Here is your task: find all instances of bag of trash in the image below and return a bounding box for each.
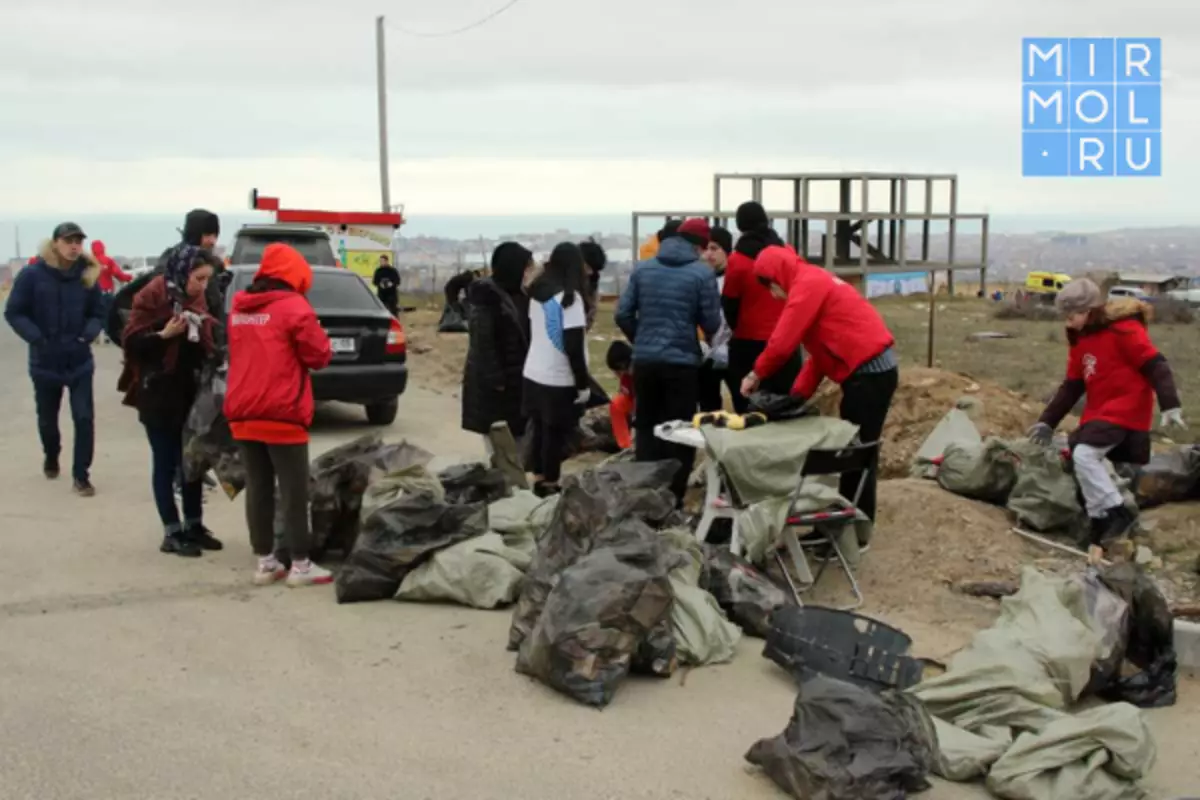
[515,523,675,707]
[746,391,817,422]
[1075,570,1131,696]
[438,462,511,505]
[437,303,468,333]
[699,545,793,638]
[937,438,1020,504]
[182,362,245,498]
[1096,563,1178,708]
[1128,446,1200,508]
[659,529,740,666]
[336,494,487,604]
[361,464,444,520]
[1006,440,1083,532]
[396,532,528,609]
[508,460,680,651]
[745,675,937,800]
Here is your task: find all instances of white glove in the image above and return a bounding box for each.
[575,389,590,406]
[1161,408,1187,429]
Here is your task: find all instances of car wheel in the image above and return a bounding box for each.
[365,397,399,426]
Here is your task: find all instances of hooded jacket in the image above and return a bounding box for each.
[224,244,332,444]
[722,228,787,341]
[1040,299,1179,447]
[614,236,722,367]
[753,246,895,398]
[461,277,530,435]
[91,241,132,292]
[5,240,104,382]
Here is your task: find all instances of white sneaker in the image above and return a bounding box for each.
[285,559,334,588]
[253,556,288,586]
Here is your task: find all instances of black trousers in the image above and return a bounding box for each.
[838,368,899,524]
[633,362,699,503]
[697,362,739,413]
[522,379,577,484]
[726,338,803,413]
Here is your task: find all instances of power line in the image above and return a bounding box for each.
[384,0,523,38]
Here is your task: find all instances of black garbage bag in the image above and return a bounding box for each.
[514,520,675,707]
[508,459,680,651]
[764,606,925,692]
[438,462,510,505]
[699,546,794,638]
[565,406,621,458]
[336,493,487,604]
[1096,563,1178,708]
[745,675,937,800]
[1128,446,1200,508]
[437,303,468,333]
[310,435,434,558]
[182,362,245,498]
[746,392,817,422]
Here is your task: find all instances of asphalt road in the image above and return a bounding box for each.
[0,325,1195,800]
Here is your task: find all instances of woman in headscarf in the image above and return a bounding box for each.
[120,244,219,558]
[522,243,590,496]
[461,242,534,440]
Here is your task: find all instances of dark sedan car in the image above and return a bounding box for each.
[225,265,407,424]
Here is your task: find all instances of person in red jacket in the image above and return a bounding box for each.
[741,245,898,532]
[721,202,800,412]
[91,240,133,344]
[224,243,333,587]
[1029,278,1186,563]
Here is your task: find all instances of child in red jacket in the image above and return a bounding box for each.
[225,244,334,587]
[606,340,635,450]
[1030,278,1186,563]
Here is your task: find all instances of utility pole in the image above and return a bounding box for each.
[375,15,391,212]
[14,225,21,261]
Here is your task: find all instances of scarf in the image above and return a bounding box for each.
[118,274,214,406]
[164,243,200,310]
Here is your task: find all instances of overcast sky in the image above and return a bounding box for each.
[0,0,1196,219]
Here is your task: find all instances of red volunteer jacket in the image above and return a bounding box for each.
[1068,308,1162,431]
[224,244,332,444]
[91,240,132,292]
[752,246,894,398]
[722,249,786,341]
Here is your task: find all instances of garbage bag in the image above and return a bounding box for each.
[570,406,620,456]
[335,492,487,604]
[1128,446,1200,508]
[658,529,740,666]
[1007,440,1083,532]
[937,438,1020,504]
[746,391,817,421]
[699,545,793,638]
[1075,570,1131,696]
[438,462,511,505]
[515,524,674,707]
[437,303,468,333]
[1096,563,1177,708]
[310,435,432,557]
[396,532,528,609]
[486,490,558,567]
[508,460,680,651]
[182,362,245,498]
[361,464,444,520]
[745,675,937,800]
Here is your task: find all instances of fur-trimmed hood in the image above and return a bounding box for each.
[1067,297,1151,344]
[35,239,100,288]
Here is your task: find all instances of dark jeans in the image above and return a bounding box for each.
[697,362,738,413]
[634,362,699,503]
[838,368,899,524]
[145,424,202,533]
[34,375,94,482]
[523,381,578,484]
[240,441,312,560]
[726,338,803,413]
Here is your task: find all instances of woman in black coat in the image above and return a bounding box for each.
[461,242,534,437]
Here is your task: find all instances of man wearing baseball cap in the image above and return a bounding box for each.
[5,222,106,496]
[615,217,722,503]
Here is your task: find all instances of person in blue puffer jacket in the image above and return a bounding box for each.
[615,217,722,502]
[5,222,106,496]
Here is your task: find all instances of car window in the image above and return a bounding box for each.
[231,234,337,266]
[308,272,381,310]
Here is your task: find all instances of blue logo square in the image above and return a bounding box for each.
[1069,84,1115,130]
[1024,85,1067,130]
[1023,131,1069,176]
[1069,133,1115,176]
[1117,133,1161,176]
[1069,38,1116,81]
[1117,84,1161,130]
[1116,38,1161,82]
[1023,38,1068,82]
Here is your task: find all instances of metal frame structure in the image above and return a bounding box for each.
[630,172,993,367]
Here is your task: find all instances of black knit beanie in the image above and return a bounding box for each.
[710,226,733,255]
[735,201,769,234]
[182,209,221,246]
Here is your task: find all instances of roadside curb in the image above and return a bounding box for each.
[1175,619,1200,675]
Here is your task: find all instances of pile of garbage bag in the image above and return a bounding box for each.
[1122,445,1200,508]
[437,303,468,333]
[698,545,793,639]
[910,567,1169,800]
[182,361,245,498]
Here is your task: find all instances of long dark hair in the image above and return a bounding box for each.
[529,242,583,307]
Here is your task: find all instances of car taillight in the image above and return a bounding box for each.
[386,318,406,355]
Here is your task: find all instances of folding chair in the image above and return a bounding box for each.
[774,441,879,610]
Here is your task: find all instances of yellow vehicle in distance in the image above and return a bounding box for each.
[1024,271,1072,294]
